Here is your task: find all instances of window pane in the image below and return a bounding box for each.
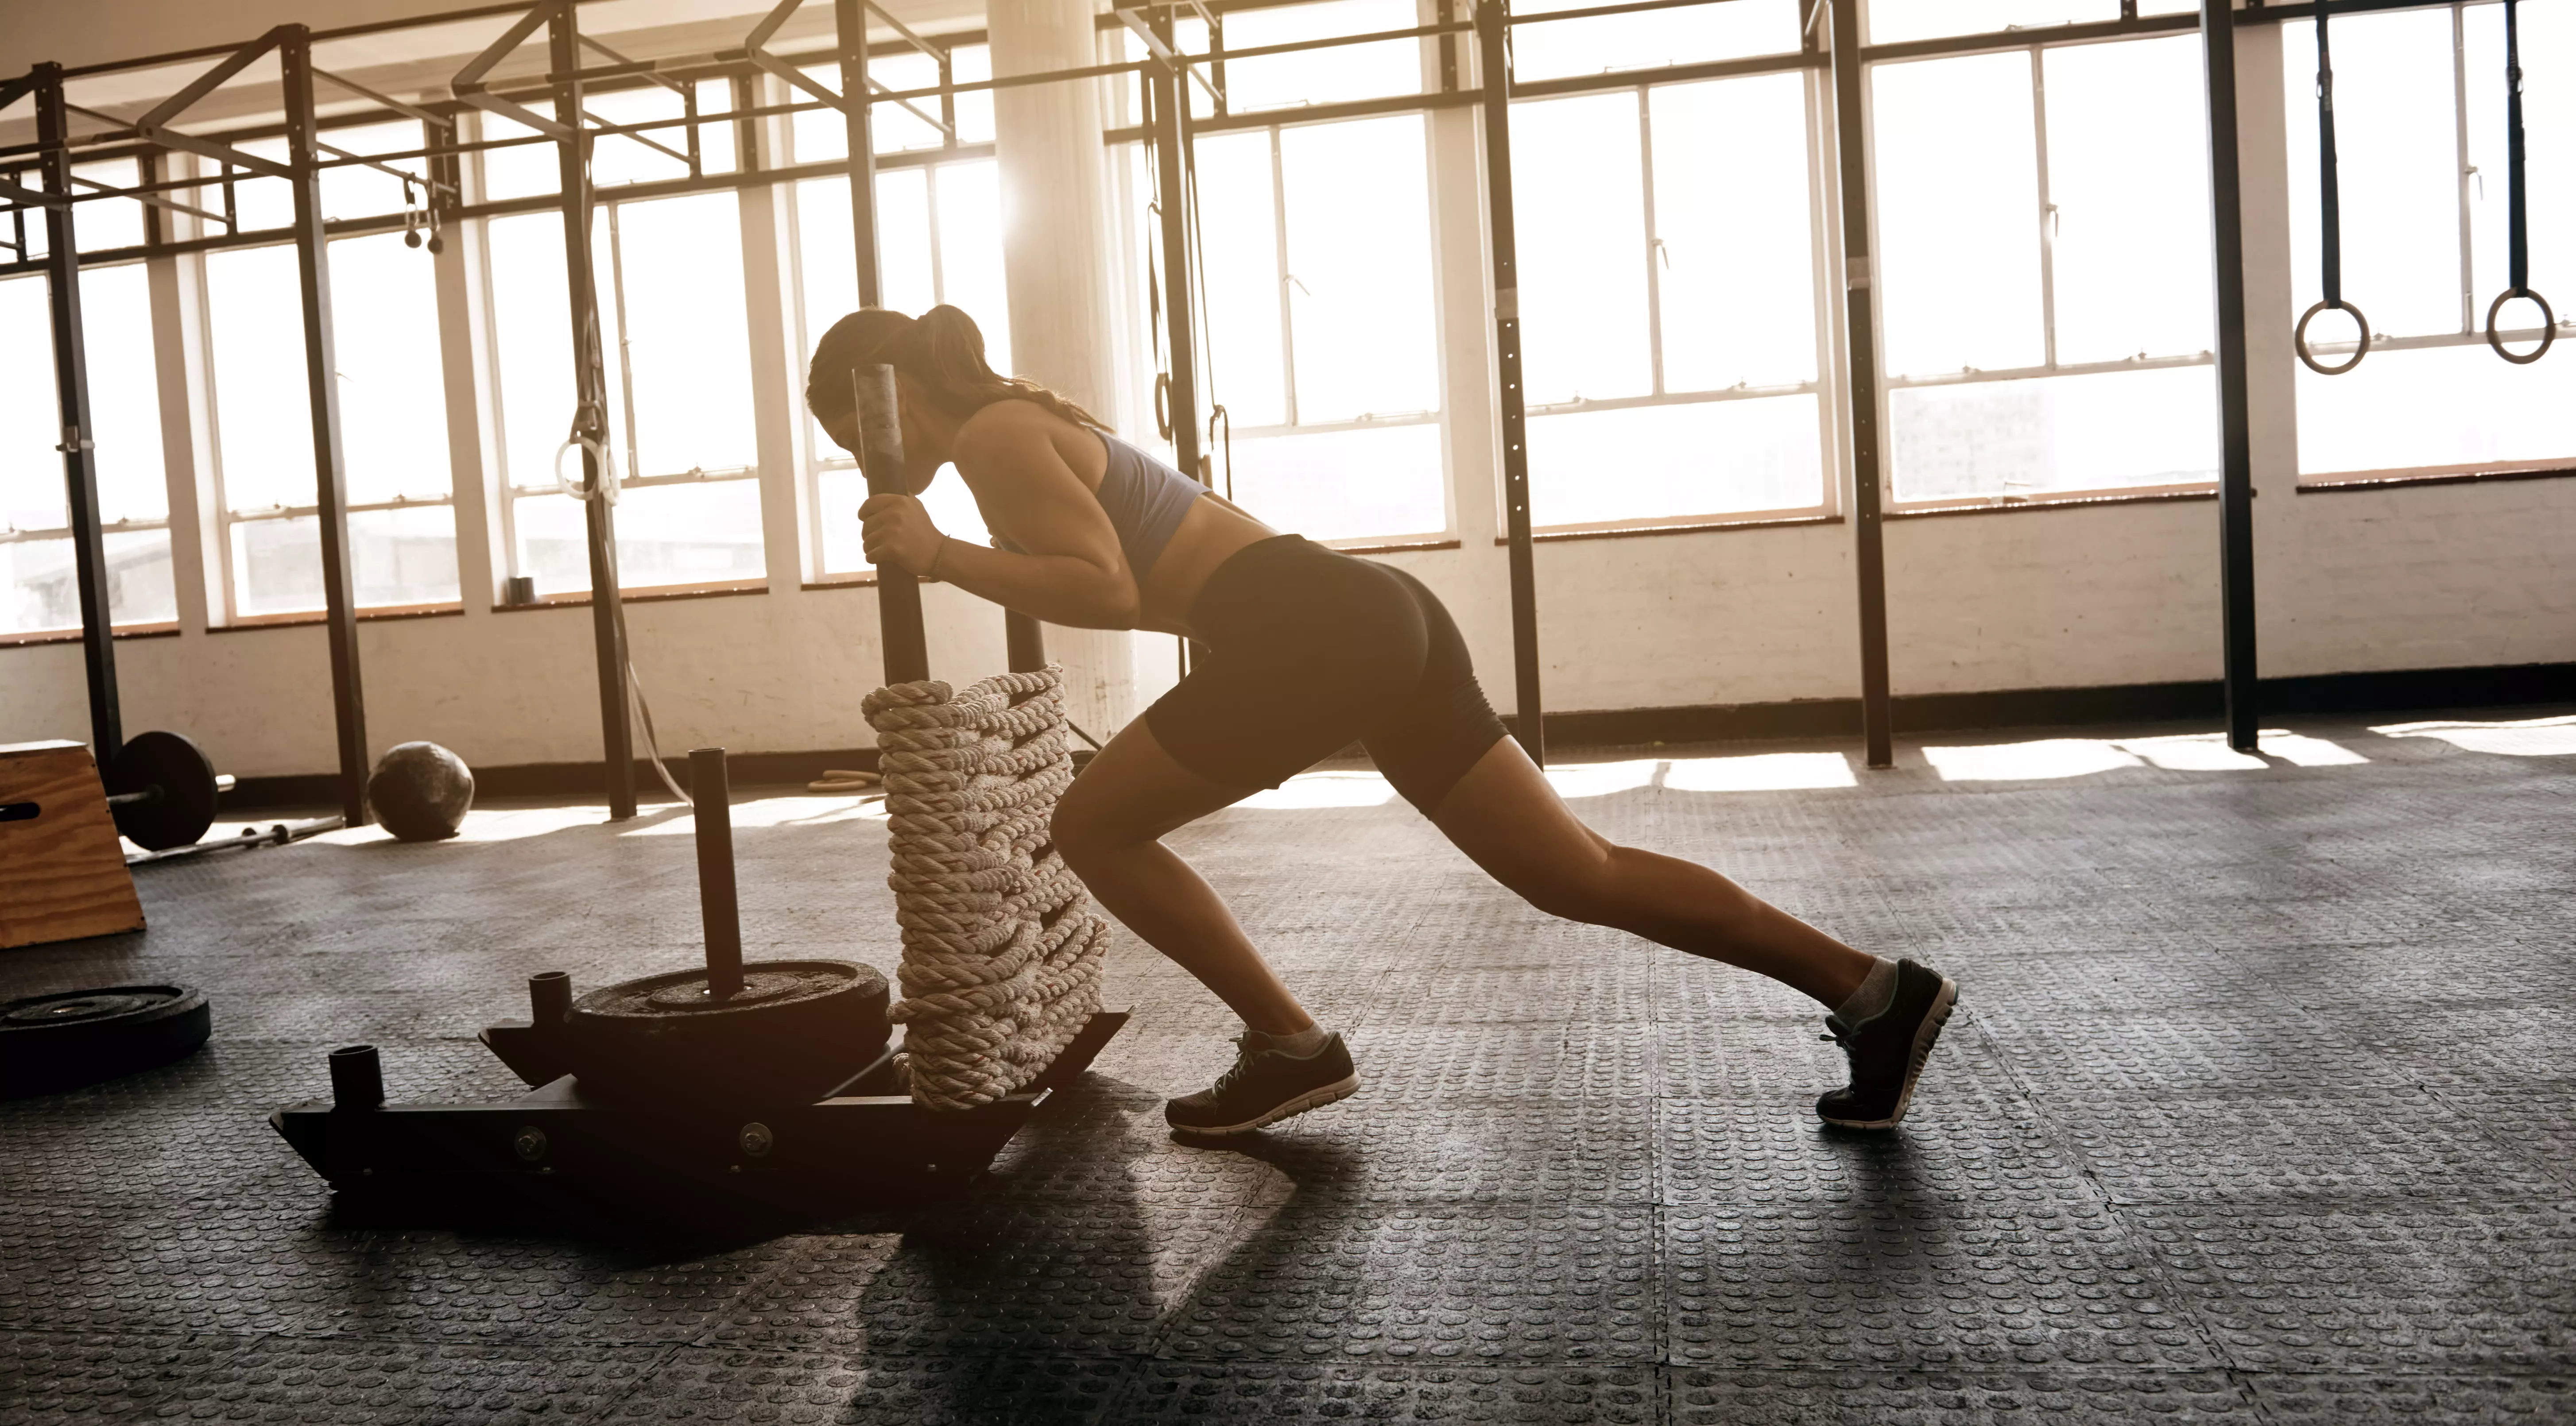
[517,481,766,592]
[2282,11,2464,338]
[698,79,740,174]
[1224,423,1445,541]
[794,170,936,466]
[72,158,148,252]
[1279,116,1441,423]
[1652,73,1819,391]
[230,514,319,617]
[586,88,693,188]
[1888,365,2217,502]
[2465,1,2573,317]
[1872,53,2046,378]
[1,531,174,635]
[932,162,1014,378]
[1529,396,1825,527]
[1514,0,1801,84]
[2297,342,2576,476]
[1218,0,1424,113]
[1193,131,1289,428]
[227,138,296,232]
[318,120,428,221]
[206,243,314,513]
[0,276,62,533]
[952,46,996,145]
[1513,93,1653,406]
[484,213,577,492]
[2044,36,2214,364]
[1867,0,2118,46]
[816,464,994,575]
[329,233,453,506]
[227,507,461,617]
[82,265,170,526]
[481,114,558,202]
[611,193,757,476]
[795,55,948,162]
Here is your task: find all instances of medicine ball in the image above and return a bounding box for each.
[367,741,475,842]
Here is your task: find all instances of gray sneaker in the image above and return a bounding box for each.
[1166,1032,1360,1136]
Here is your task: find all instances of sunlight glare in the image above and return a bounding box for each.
[2371,714,2576,757]
[1923,738,2141,781]
[1662,751,1857,791]
[2258,730,2371,766]
[2113,734,2267,771]
[1237,771,1398,810]
[627,795,888,835]
[1544,760,1662,799]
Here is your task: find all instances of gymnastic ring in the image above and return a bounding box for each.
[1153,371,1173,441]
[2294,298,2371,376]
[2484,287,2557,365]
[553,434,619,504]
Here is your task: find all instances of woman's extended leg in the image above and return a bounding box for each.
[1050,716,1317,1036]
[1427,735,1876,1006]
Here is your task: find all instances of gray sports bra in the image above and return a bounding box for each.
[996,430,1205,576]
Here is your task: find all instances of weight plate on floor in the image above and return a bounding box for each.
[566,960,889,1106]
[108,731,219,851]
[0,984,211,1097]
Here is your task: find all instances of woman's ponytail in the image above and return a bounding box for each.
[805,305,1109,434]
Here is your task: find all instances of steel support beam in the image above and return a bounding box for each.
[2202,0,2258,751]
[282,32,373,825]
[1826,0,1892,769]
[549,6,639,819]
[35,65,122,763]
[836,0,930,685]
[1148,6,1203,486]
[1477,0,1545,767]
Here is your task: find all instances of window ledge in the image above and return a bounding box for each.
[0,622,182,649]
[1332,537,1462,555]
[802,573,882,591]
[1497,513,1842,545]
[2298,465,2576,494]
[495,581,771,612]
[1885,488,2217,520]
[210,604,466,632]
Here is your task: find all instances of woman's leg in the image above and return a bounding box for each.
[1426,735,1879,1008]
[1050,717,1318,1036]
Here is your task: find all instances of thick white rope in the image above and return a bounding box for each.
[861,664,1108,1112]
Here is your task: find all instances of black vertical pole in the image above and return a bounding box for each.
[1006,612,1048,672]
[2201,0,2258,751]
[690,747,743,999]
[1150,7,1203,484]
[282,31,372,825]
[1826,0,1892,769]
[1478,0,1545,767]
[34,66,122,765]
[550,7,638,819]
[838,0,933,686]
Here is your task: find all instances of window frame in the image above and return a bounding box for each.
[1509,66,1846,537]
[2283,0,2574,487]
[1864,28,2224,514]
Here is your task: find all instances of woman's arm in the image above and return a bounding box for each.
[858,409,1140,629]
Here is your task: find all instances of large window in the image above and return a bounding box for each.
[487,193,766,595]
[2283,0,2576,479]
[1871,34,2219,505]
[202,125,458,617]
[0,265,174,636]
[1511,69,1832,531]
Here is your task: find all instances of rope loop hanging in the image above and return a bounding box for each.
[862,664,1108,1111]
[2295,1,2371,376]
[2484,0,2556,365]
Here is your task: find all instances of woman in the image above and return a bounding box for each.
[809,305,1956,1136]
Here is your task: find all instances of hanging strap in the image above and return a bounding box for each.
[2295,2,2371,375]
[2486,0,2557,363]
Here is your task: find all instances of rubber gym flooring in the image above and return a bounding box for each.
[3,707,2571,1423]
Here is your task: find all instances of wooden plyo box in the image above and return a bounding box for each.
[0,740,144,950]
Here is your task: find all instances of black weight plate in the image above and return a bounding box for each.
[566,960,889,1106]
[108,730,219,850]
[0,984,211,1097]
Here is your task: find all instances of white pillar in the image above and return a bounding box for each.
[988,0,1139,737]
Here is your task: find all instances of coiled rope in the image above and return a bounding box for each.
[861,665,1108,1111]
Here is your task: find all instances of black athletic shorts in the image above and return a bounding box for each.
[1144,534,1511,814]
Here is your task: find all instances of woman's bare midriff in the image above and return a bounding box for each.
[983,402,1281,639]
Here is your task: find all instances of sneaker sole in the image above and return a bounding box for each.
[1169,1073,1361,1137]
[1818,977,1957,1131]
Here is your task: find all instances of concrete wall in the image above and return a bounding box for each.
[4,15,2568,780]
